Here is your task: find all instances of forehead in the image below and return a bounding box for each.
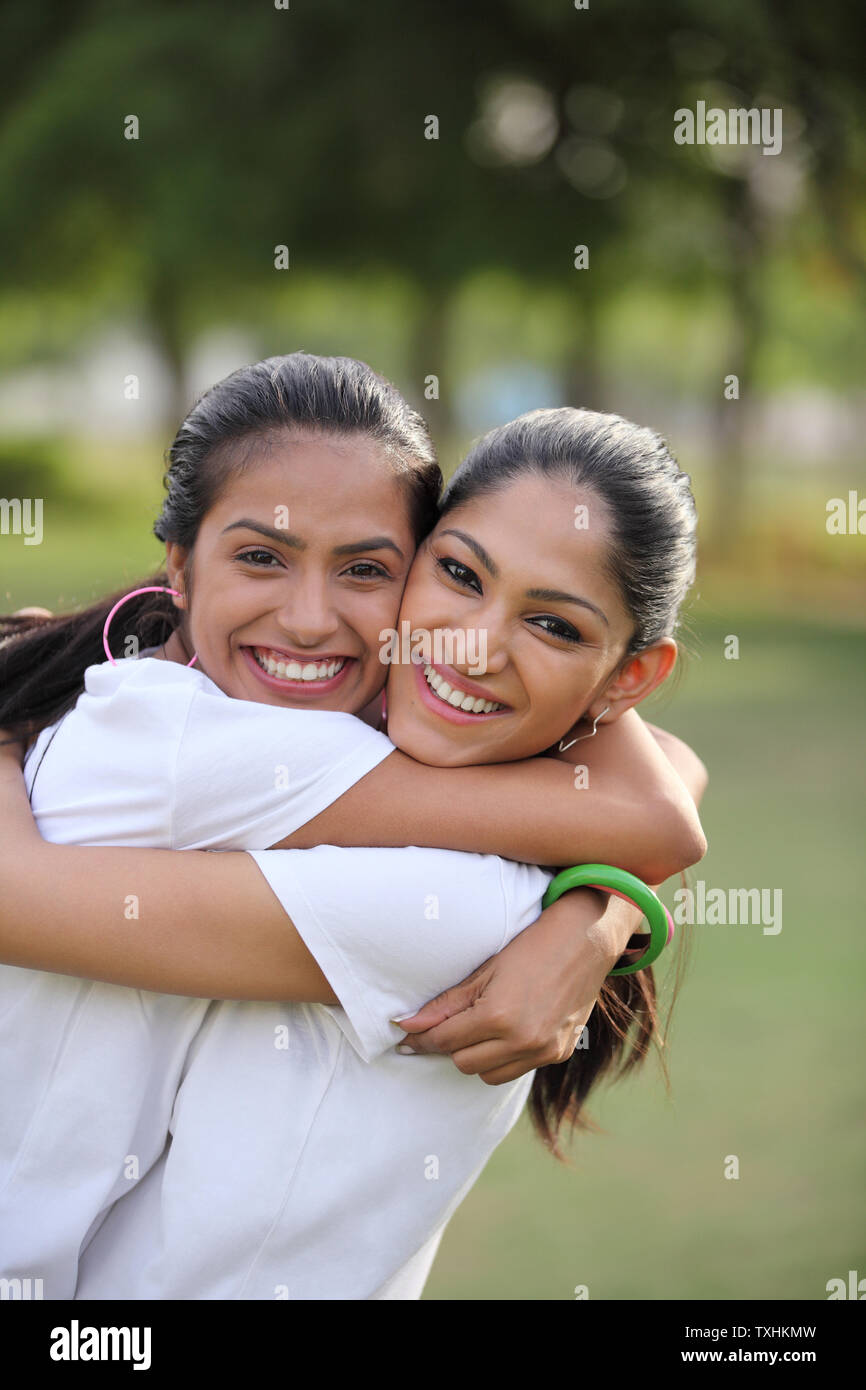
[438,471,625,606]
[204,434,413,534]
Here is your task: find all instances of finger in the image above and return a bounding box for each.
[395,1029,560,1081]
[389,973,488,1034]
[477,1061,535,1085]
[393,1005,509,1056]
[445,1040,537,1079]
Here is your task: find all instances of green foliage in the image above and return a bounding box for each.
[0,1,862,326]
[0,435,90,509]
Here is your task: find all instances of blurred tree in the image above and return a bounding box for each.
[0,0,862,544]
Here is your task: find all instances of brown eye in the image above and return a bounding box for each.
[436,556,482,593]
[236,549,281,567]
[529,615,583,644]
[344,562,388,579]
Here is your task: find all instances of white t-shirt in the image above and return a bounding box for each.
[75,845,553,1302]
[0,657,394,1298]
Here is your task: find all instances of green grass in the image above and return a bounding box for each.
[424,613,866,1300]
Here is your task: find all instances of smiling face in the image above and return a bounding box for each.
[164,432,415,714]
[384,472,643,766]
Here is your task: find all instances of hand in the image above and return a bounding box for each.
[392,890,631,1085]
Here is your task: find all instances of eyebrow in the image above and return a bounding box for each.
[525,587,609,626]
[222,519,405,559]
[438,527,609,626]
[438,529,499,577]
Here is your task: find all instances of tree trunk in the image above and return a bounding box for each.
[562,279,603,411]
[408,285,454,466]
[712,180,762,557]
[146,267,189,432]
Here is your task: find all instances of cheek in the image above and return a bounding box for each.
[533,679,575,726]
[199,563,255,612]
[397,564,442,624]
[518,653,593,731]
[350,586,404,637]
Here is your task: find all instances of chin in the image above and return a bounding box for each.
[386,719,467,768]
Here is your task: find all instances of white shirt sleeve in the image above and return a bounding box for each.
[247,845,553,1062]
[171,685,396,850]
[27,658,395,854]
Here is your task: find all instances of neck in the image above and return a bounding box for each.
[356,691,386,732]
[159,630,194,666]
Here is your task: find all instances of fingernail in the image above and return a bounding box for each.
[390,1015,414,1025]
[395,1044,416,1055]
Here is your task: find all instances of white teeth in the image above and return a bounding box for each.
[254,650,346,682]
[422,663,503,714]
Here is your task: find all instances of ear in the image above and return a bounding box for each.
[597,638,678,724]
[164,542,190,610]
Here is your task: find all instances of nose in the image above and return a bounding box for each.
[451,610,509,678]
[274,569,341,648]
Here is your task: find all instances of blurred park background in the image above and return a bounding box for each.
[0,0,863,1299]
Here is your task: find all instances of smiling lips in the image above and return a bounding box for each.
[245,644,509,719]
[420,661,508,717]
[249,645,350,683]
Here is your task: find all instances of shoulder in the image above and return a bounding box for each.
[79,656,222,723]
[83,655,219,698]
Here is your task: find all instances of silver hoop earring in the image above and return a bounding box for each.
[558,706,610,753]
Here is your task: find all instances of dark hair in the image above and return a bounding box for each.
[441,406,698,1158]
[0,353,441,745]
[442,407,697,655]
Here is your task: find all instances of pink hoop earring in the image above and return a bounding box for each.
[102,587,198,667]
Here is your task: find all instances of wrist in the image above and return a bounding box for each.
[541,888,624,973]
[542,864,673,976]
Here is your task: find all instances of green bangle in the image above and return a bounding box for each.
[541,863,671,976]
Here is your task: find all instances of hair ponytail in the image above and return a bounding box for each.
[530,897,695,1159]
[0,578,179,746]
[529,961,660,1157]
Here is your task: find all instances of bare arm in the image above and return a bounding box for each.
[0,743,337,1001]
[394,723,709,1080]
[276,708,706,885]
[0,713,704,997]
